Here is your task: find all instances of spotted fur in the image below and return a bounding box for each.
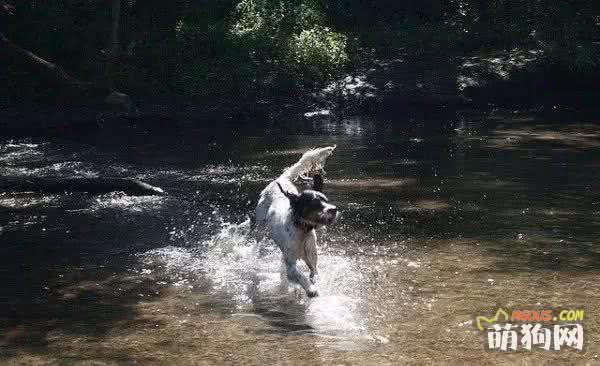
[255,146,337,297]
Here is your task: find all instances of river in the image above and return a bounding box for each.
[1,111,599,364]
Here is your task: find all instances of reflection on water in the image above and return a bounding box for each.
[1,111,600,364]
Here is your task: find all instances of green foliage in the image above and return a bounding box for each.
[2,0,600,105]
[231,0,324,40]
[230,0,348,88]
[288,28,348,66]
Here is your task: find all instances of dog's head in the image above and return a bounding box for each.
[276,182,338,228]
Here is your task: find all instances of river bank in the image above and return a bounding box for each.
[2,48,600,135]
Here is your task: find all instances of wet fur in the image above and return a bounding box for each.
[255,146,337,297]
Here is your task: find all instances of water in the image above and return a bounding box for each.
[1,111,600,364]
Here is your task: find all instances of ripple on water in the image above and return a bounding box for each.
[0,142,43,163]
[0,141,99,178]
[0,192,58,209]
[90,192,165,213]
[0,161,99,178]
[191,164,272,184]
[133,164,272,184]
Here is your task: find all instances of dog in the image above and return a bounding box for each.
[255,146,338,297]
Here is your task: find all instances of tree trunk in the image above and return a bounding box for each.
[105,0,121,90]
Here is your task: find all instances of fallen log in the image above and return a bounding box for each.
[0,177,165,196]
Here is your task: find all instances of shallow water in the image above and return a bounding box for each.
[1,112,600,365]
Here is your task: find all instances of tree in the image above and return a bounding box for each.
[0,1,132,110]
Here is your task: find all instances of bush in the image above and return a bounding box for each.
[288,27,348,67]
[230,0,348,90]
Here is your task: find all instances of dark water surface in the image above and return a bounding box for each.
[1,112,599,365]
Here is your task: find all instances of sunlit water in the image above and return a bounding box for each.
[1,111,600,364]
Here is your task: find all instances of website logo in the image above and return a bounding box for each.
[475,308,584,351]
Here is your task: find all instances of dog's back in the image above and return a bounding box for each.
[255,179,297,229]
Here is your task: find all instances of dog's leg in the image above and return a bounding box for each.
[285,257,318,297]
[254,193,270,229]
[272,228,318,297]
[303,230,318,284]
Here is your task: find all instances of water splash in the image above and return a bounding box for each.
[139,215,369,339]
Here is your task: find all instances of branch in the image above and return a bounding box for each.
[105,0,121,89]
[0,1,14,15]
[0,32,134,111]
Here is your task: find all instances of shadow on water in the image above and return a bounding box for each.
[0,260,164,359]
[0,208,171,359]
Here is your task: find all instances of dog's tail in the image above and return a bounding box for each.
[280,145,336,180]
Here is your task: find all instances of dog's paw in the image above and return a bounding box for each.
[307,287,319,297]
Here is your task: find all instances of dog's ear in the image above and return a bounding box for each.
[276,181,299,204]
[312,173,323,192]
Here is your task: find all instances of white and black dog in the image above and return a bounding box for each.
[255,146,338,297]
